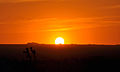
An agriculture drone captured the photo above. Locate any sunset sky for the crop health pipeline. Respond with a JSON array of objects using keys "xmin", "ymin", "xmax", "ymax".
[{"xmin": 0, "ymin": 0, "xmax": 120, "ymax": 44}]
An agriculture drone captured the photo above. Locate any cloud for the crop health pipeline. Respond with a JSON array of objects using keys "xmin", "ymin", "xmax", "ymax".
[
  {"xmin": 43, "ymin": 27, "xmax": 73, "ymax": 32},
  {"xmin": 104, "ymin": 5, "xmax": 120, "ymax": 9},
  {"xmin": 1, "ymin": 16, "xmax": 120, "ymax": 25},
  {"xmin": 0, "ymin": 0, "xmax": 68, "ymax": 3},
  {"xmin": 0, "ymin": 16, "xmax": 120, "ymax": 33},
  {"xmin": 0, "ymin": 0, "xmax": 35, "ymax": 3}
]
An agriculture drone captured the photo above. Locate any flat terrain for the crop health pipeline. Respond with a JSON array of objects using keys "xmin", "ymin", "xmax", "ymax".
[{"xmin": 0, "ymin": 44, "xmax": 120, "ymax": 72}]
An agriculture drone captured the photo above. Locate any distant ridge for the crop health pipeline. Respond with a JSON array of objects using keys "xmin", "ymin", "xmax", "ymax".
[{"xmin": 26, "ymin": 42, "xmax": 120, "ymax": 46}]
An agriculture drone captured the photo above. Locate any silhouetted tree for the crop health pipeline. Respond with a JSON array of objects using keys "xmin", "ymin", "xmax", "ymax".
[
  {"xmin": 23, "ymin": 48, "xmax": 32, "ymax": 64},
  {"xmin": 30, "ymin": 47, "xmax": 36, "ymax": 62}
]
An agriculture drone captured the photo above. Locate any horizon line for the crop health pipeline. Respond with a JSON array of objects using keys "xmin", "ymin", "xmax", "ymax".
[{"xmin": 0, "ymin": 43, "xmax": 120, "ymax": 46}]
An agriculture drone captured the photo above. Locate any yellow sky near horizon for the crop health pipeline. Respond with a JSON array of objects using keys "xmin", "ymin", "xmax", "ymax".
[{"xmin": 0, "ymin": 0, "xmax": 120, "ymax": 44}]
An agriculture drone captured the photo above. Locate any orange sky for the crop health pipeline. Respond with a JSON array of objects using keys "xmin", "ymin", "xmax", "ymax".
[{"xmin": 0, "ymin": 0, "xmax": 120, "ymax": 44}]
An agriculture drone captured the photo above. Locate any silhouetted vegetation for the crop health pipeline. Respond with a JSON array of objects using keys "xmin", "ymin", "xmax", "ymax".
[{"xmin": 0, "ymin": 44, "xmax": 120, "ymax": 72}]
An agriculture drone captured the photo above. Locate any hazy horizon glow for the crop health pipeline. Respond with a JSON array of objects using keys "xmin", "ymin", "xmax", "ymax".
[{"xmin": 0, "ymin": 0, "xmax": 120, "ymax": 44}]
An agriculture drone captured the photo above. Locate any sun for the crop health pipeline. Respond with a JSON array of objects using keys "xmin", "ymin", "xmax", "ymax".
[{"xmin": 55, "ymin": 37, "xmax": 64, "ymax": 44}]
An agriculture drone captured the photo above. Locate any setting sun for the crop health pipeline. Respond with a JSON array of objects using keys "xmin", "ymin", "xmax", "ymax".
[{"xmin": 55, "ymin": 37, "xmax": 64, "ymax": 44}]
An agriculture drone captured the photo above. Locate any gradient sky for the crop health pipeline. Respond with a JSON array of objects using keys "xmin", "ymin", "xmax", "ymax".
[{"xmin": 0, "ymin": 0, "xmax": 120, "ymax": 44}]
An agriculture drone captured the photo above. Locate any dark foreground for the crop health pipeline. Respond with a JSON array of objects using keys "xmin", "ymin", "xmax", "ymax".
[{"xmin": 0, "ymin": 44, "xmax": 120, "ymax": 72}]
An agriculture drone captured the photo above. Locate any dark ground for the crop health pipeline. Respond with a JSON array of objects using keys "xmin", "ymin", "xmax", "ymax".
[{"xmin": 0, "ymin": 44, "xmax": 120, "ymax": 72}]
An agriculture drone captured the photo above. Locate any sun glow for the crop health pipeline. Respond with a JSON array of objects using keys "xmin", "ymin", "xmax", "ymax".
[{"xmin": 55, "ymin": 37, "xmax": 64, "ymax": 44}]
